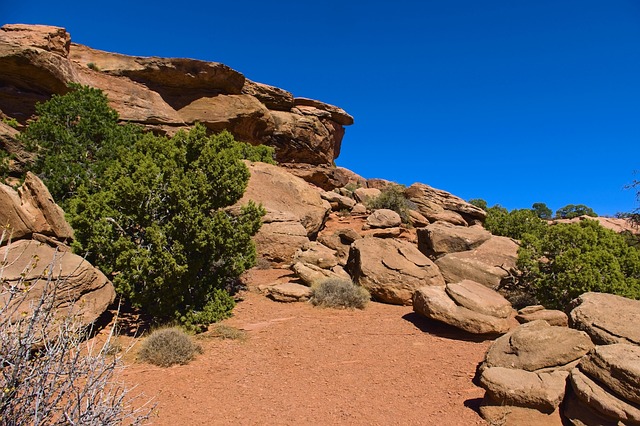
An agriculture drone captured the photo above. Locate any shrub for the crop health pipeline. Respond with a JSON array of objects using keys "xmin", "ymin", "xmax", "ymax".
[
  {"xmin": 137, "ymin": 327, "xmax": 202, "ymax": 367},
  {"xmin": 468, "ymin": 198, "xmax": 488, "ymax": 211},
  {"xmin": 310, "ymin": 278, "xmax": 370, "ymax": 309},
  {"xmin": 366, "ymin": 184, "xmax": 410, "ymax": 223},
  {"xmin": 210, "ymin": 324, "xmax": 247, "ymax": 341},
  {"xmin": 517, "ymin": 219, "xmax": 640, "ymax": 309},
  {"xmin": 484, "ymin": 206, "xmax": 547, "ymax": 240},
  {"xmin": 0, "ymin": 236, "xmax": 151, "ymax": 424}
]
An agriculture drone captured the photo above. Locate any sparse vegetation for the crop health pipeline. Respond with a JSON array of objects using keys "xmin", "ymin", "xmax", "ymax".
[
  {"xmin": 310, "ymin": 278, "xmax": 370, "ymax": 309},
  {"xmin": 0, "ymin": 236, "xmax": 152, "ymax": 424},
  {"xmin": 366, "ymin": 184, "xmax": 410, "ymax": 223},
  {"xmin": 1, "ymin": 116, "xmax": 20, "ymax": 129},
  {"xmin": 210, "ymin": 324, "xmax": 247, "ymax": 341},
  {"xmin": 138, "ymin": 327, "xmax": 202, "ymax": 367},
  {"xmin": 87, "ymin": 62, "xmax": 100, "ymax": 71}
]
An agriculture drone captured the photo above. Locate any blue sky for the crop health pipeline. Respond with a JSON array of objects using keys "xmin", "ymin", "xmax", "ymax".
[{"xmin": 4, "ymin": 1, "xmax": 640, "ymax": 216}]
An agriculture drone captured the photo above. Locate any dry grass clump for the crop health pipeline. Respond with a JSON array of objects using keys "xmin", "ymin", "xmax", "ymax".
[
  {"xmin": 210, "ymin": 324, "xmax": 247, "ymax": 340},
  {"xmin": 310, "ymin": 278, "xmax": 370, "ymax": 309},
  {"xmin": 138, "ymin": 327, "xmax": 202, "ymax": 367}
]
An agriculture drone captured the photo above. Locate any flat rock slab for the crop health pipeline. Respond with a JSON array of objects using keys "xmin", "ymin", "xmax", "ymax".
[
  {"xmin": 480, "ymin": 397, "xmax": 563, "ymax": 426},
  {"xmin": 266, "ymin": 282, "xmax": 311, "ymax": 303},
  {"xmin": 482, "ymin": 320, "xmax": 594, "ymax": 372},
  {"xmin": 570, "ymin": 367, "xmax": 640, "ymax": 425},
  {"xmin": 579, "ymin": 344, "xmax": 640, "ymax": 406},
  {"xmin": 366, "ymin": 209, "xmax": 401, "ymax": 228},
  {"xmin": 417, "ymin": 222, "xmax": 491, "ymax": 258},
  {"xmin": 569, "ymin": 292, "xmax": 640, "ymax": 345},
  {"xmin": 446, "ymin": 279, "xmax": 513, "ymax": 318},
  {"xmin": 480, "ymin": 367, "xmax": 569, "ymax": 411},
  {"xmin": 413, "ymin": 285, "xmax": 512, "ymax": 335},
  {"xmin": 516, "ymin": 306, "xmax": 568, "ymax": 327}
]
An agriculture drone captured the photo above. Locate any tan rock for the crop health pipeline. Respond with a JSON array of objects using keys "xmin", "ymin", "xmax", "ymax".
[
  {"xmin": 293, "ymin": 97, "xmax": 354, "ymax": 126},
  {"xmin": 347, "ymin": 237, "xmax": 445, "ymax": 305},
  {"xmin": 320, "ymin": 191, "xmax": 356, "ymax": 210},
  {"xmin": 569, "ymin": 367, "xmax": 640, "ymax": 424},
  {"xmin": 281, "ymin": 164, "xmax": 366, "ymax": 191},
  {"xmin": 351, "ymin": 203, "xmax": 367, "ymax": 215},
  {"xmin": 413, "ymin": 285, "xmax": 512, "ymax": 335},
  {"xmin": 562, "ymin": 386, "xmax": 622, "ymax": 426},
  {"xmin": 1, "ymin": 24, "xmax": 70, "ymax": 57},
  {"xmin": 479, "ymin": 367, "xmax": 569, "ymax": 411},
  {"xmin": 293, "ymin": 242, "xmax": 339, "ymax": 269},
  {"xmin": 480, "ymin": 398, "xmax": 563, "ymax": 426},
  {"xmin": 0, "ymin": 239, "xmax": 115, "ymax": 330},
  {"xmin": 405, "ymin": 183, "xmax": 486, "ymax": 226},
  {"xmin": 252, "ymin": 210, "xmax": 309, "ymax": 264},
  {"xmin": 516, "ymin": 306, "xmax": 568, "ymax": 327},
  {"xmin": 446, "ymin": 280, "xmax": 514, "ymax": 318},
  {"xmin": 265, "ymin": 282, "xmax": 311, "ymax": 302},
  {"xmin": 435, "ymin": 235, "xmax": 519, "ymax": 288},
  {"xmin": 579, "ymin": 344, "xmax": 640, "ymax": 406},
  {"xmin": 417, "ymin": 222, "xmax": 491, "ymax": 258},
  {"xmin": 569, "ymin": 292, "xmax": 640, "ymax": 345},
  {"xmin": 241, "ymin": 80, "xmax": 293, "ymax": 111},
  {"xmin": 292, "ymin": 262, "xmax": 350, "ymax": 287},
  {"xmin": 408, "ymin": 209, "xmax": 430, "ymax": 228},
  {"xmin": 237, "ymin": 161, "xmax": 330, "ymax": 237},
  {"xmin": 366, "ymin": 209, "xmax": 401, "ymax": 228},
  {"xmin": 482, "ymin": 321, "xmax": 594, "ymax": 372},
  {"xmin": 353, "ymin": 187, "xmax": 381, "ymax": 204}
]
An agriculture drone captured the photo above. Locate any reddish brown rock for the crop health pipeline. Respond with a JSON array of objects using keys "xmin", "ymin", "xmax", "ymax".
[
  {"xmin": 293, "ymin": 97, "xmax": 354, "ymax": 126},
  {"xmin": 282, "ymin": 164, "xmax": 366, "ymax": 191},
  {"xmin": 417, "ymin": 221, "xmax": 491, "ymax": 258},
  {"xmin": 366, "ymin": 209, "xmax": 401, "ymax": 228},
  {"xmin": 241, "ymin": 80, "xmax": 293, "ymax": 111},
  {"xmin": 405, "ymin": 183, "xmax": 487, "ymax": 226},
  {"xmin": 0, "ymin": 24, "xmax": 70, "ymax": 56}
]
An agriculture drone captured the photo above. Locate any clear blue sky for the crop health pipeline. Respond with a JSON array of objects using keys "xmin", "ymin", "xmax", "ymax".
[{"xmin": 4, "ymin": 1, "xmax": 640, "ymax": 216}]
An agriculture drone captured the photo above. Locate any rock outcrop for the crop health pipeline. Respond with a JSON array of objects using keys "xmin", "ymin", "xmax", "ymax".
[
  {"xmin": 404, "ymin": 183, "xmax": 486, "ymax": 226},
  {"xmin": 569, "ymin": 292, "xmax": 640, "ymax": 346},
  {"xmin": 417, "ymin": 221, "xmax": 491, "ymax": 259},
  {"xmin": 412, "ymin": 280, "xmax": 514, "ymax": 335},
  {"xmin": 516, "ymin": 305, "xmax": 568, "ymax": 327},
  {"xmin": 0, "ymin": 24, "xmax": 353, "ymax": 167},
  {"xmin": 347, "ymin": 237, "xmax": 445, "ymax": 305}
]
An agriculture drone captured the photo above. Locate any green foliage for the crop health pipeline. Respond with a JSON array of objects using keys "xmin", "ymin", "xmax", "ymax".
[
  {"xmin": 484, "ymin": 205, "xmax": 546, "ymax": 240},
  {"xmin": 366, "ymin": 184, "xmax": 410, "ymax": 223},
  {"xmin": 19, "ymin": 84, "xmax": 141, "ymax": 204},
  {"xmin": 531, "ymin": 202, "xmax": 553, "ymax": 220},
  {"xmin": 517, "ymin": 219, "xmax": 640, "ymax": 309},
  {"xmin": 2, "ymin": 116, "xmax": 20, "ymax": 129},
  {"xmin": 310, "ymin": 278, "xmax": 370, "ymax": 309},
  {"xmin": 67, "ymin": 125, "xmax": 265, "ymax": 330},
  {"xmin": 137, "ymin": 327, "xmax": 202, "ymax": 367},
  {"xmin": 555, "ymin": 203, "xmax": 597, "ymax": 219},
  {"xmin": 468, "ymin": 198, "xmax": 488, "ymax": 211}
]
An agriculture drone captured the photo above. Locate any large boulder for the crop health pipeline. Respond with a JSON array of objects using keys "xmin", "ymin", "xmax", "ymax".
[
  {"xmin": 366, "ymin": 209, "xmax": 401, "ymax": 228},
  {"xmin": 481, "ymin": 320, "xmax": 594, "ymax": 373},
  {"xmin": 251, "ymin": 210, "xmax": 309, "ymax": 265},
  {"xmin": 417, "ymin": 221, "xmax": 491, "ymax": 258},
  {"xmin": 0, "ymin": 239, "xmax": 115, "ymax": 329},
  {"xmin": 282, "ymin": 164, "xmax": 366, "ymax": 191},
  {"xmin": 237, "ymin": 161, "xmax": 330, "ymax": 237},
  {"xmin": 516, "ymin": 305, "xmax": 568, "ymax": 327},
  {"xmin": 347, "ymin": 237, "xmax": 445, "ymax": 305},
  {"xmin": 435, "ymin": 235, "xmax": 519, "ymax": 288},
  {"xmin": 0, "ymin": 172, "xmax": 73, "ymax": 241},
  {"xmin": 404, "ymin": 183, "xmax": 486, "ymax": 226},
  {"xmin": 293, "ymin": 242, "xmax": 339, "ymax": 269},
  {"xmin": 413, "ymin": 283, "xmax": 513, "ymax": 335},
  {"xmin": 569, "ymin": 292, "xmax": 640, "ymax": 345}
]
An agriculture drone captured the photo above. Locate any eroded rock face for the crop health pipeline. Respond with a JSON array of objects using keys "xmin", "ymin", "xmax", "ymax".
[
  {"xmin": 251, "ymin": 210, "xmax": 309, "ymax": 265},
  {"xmin": 347, "ymin": 237, "xmax": 445, "ymax": 305},
  {"xmin": 417, "ymin": 221, "xmax": 491, "ymax": 259},
  {"xmin": 434, "ymin": 236, "xmax": 519, "ymax": 288},
  {"xmin": 1, "ymin": 24, "xmax": 353, "ymax": 168},
  {"xmin": 481, "ymin": 321, "xmax": 594, "ymax": 373},
  {"xmin": 516, "ymin": 305, "xmax": 568, "ymax": 327},
  {"xmin": 0, "ymin": 172, "xmax": 73, "ymax": 241},
  {"xmin": 237, "ymin": 161, "xmax": 330, "ymax": 238},
  {"xmin": 0, "ymin": 239, "xmax": 115, "ymax": 329},
  {"xmin": 569, "ymin": 292, "xmax": 640, "ymax": 345},
  {"xmin": 405, "ymin": 183, "xmax": 486, "ymax": 226}
]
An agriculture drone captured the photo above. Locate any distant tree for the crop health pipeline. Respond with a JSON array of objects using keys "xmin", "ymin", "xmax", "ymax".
[
  {"xmin": 468, "ymin": 198, "xmax": 488, "ymax": 211},
  {"xmin": 555, "ymin": 204, "xmax": 597, "ymax": 219},
  {"xmin": 517, "ymin": 219, "xmax": 640, "ymax": 309},
  {"xmin": 531, "ymin": 202, "xmax": 552, "ymax": 220},
  {"xmin": 484, "ymin": 206, "xmax": 546, "ymax": 240}
]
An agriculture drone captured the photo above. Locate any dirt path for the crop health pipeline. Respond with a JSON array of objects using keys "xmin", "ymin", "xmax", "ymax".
[{"xmin": 122, "ymin": 270, "xmax": 491, "ymax": 425}]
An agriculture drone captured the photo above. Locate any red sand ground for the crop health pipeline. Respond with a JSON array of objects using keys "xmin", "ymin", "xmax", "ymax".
[{"xmin": 121, "ymin": 268, "xmax": 491, "ymax": 425}]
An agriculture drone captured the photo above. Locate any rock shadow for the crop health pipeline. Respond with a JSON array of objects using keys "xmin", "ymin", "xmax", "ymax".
[{"xmin": 402, "ymin": 312, "xmax": 498, "ymax": 343}]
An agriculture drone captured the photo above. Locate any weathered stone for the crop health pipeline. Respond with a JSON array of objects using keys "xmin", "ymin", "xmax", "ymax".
[
  {"xmin": 237, "ymin": 161, "xmax": 329, "ymax": 237},
  {"xmin": 293, "ymin": 97, "xmax": 354, "ymax": 126},
  {"xmin": 446, "ymin": 280, "xmax": 514, "ymax": 318},
  {"xmin": 516, "ymin": 307, "xmax": 568, "ymax": 327},
  {"xmin": 413, "ymin": 285, "xmax": 512, "ymax": 335},
  {"xmin": 321, "ymin": 191, "xmax": 356, "ymax": 210},
  {"xmin": 1, "ymin": 24, "xmax": 70, "ymax": 56},
  {"xmin": 482, "ymin": 321, "xmax": 594, "ymax": 372},
  {"xmin": 579, "ymin": 344, "xmax": 640, "ymax": 406},
  {"xmin": 366, "ymin": 209, "xmax": 401, "ymax": 228},
  {"xmin": 435, "ymin": 236, "xmax": 519, "ymax": 288},
  {"xmin": 347, "ymin": 237, "xmax": 445, "ymax": 305},
  {"xmin": 364, "ymin": 227, "xmax": 402, "ymax": 239},
  {"xmin": 562, "ymin": 386, "xmax": 622, "ymax": 426},
  {"xmin": 351, "ymin": 203, "xmax": 367, "ymax": 215},
  {"xmin": 480, "ymin": 398, "xmax": 563, "ymax": 426},
  {"xmin": 241, "ymin": 80, "xmax": 293, "ymax": 111},
  {"xmin": 292, "ymin": 262, "xmax": 350, "ymax": 287},
  {"xmin": 417, "ymin": 222, "xmax": 491, "ymax": 258},
  {"xmin": 0, "ymin": 239, "xmax": 115, "ymax": 329},
  {"xmin": 408, "ymin": 209, "xmax": 430, "ymax": 228},
  {"xmin": 405, "ymin": 183, "xmax": 486, "ymax": 226},
  {"xmin": 480, "ymin": 367, "xmax": 569, "ymax": 411},
  {"xmin": 251, "ymin": 210, "xmax": 309, "ymax": 264},
  {"xmin": 293, "ymin": 242, "xmax": 339, "ymax": 269},
  {"xmin": 569, "ymin": 292, "xmax": 640, "ymax": 345},
  {"xmin": 353, "ymin": 187, "xmax": 381, "ymax": 204},
  {"xmin": 570, "ymin": 367, "xmax": 640, "ymax": 425},
  {"xmin": 281, "ymin": 164, "xmax": 366, "ymax": 191},
  {"xmin": 265, "ymin": 282, "xmax": 311, "ymax": 303}
]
